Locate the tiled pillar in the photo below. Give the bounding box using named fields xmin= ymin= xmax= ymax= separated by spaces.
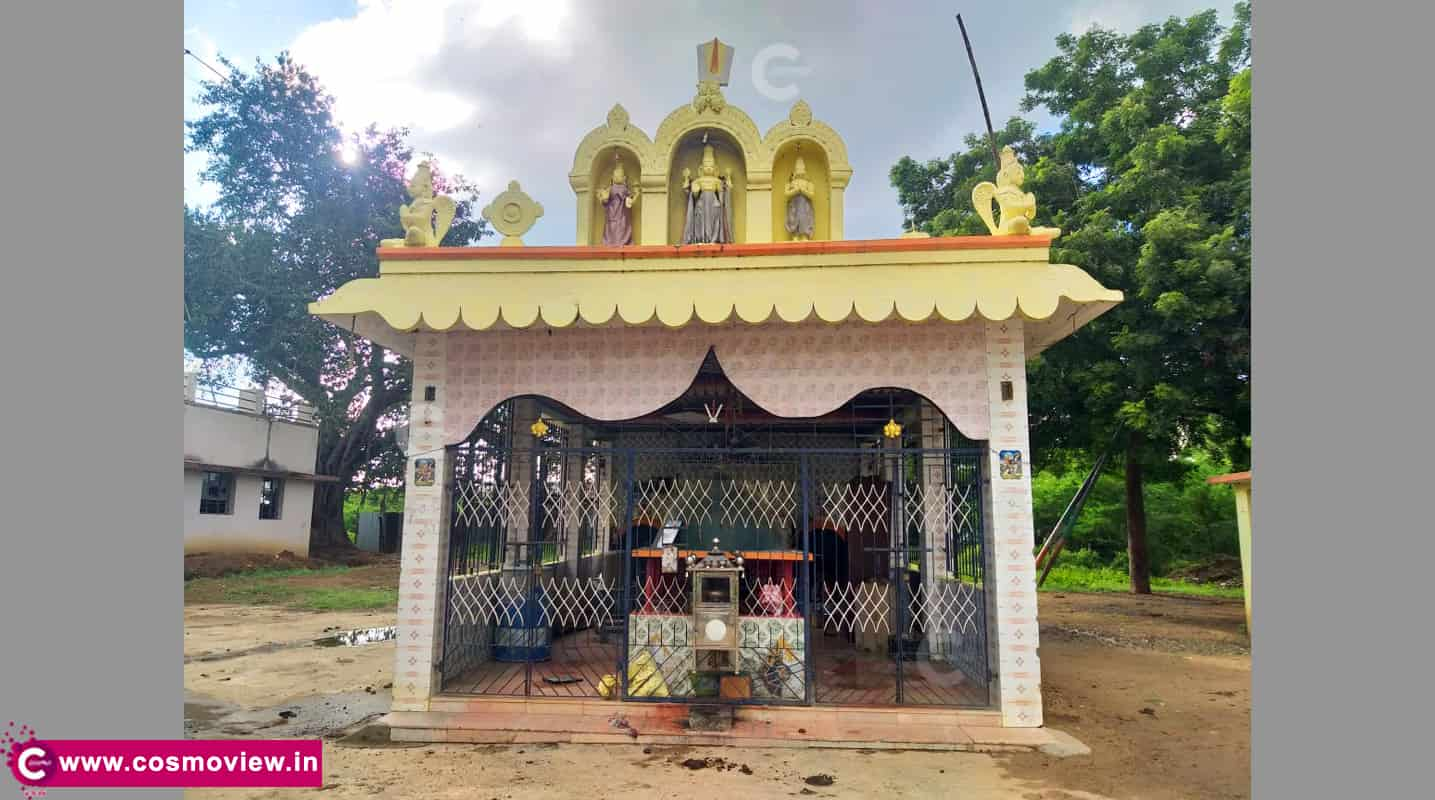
xmin=562 ymin=423 xmax=587 ymax=577
xmin=984 ymin=320 xmax=1043 ymax=727
xmin=505 ymin=399 xmax=538 ymax=569
xmin=917 ymin=400 xmax=951 ymax=660
xmin=917 ymin=400 xmax=951 ymax=580
xmin=392 ymin=333 xmax=450 ymax=712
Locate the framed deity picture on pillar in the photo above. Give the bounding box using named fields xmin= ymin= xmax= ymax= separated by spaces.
xmin=414 ymin=458 xmax=436 ymax=487
xmin=998 ymin=450 xmax=1024 ymax=480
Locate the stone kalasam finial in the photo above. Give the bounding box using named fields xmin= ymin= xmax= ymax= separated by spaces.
xmin=971 ymin=146 xmax=1060 ymax=239
xmin=381 ymin=161 xmax=457 ymax=247
xmin=482 ymin=181 xmax=545 ymax=247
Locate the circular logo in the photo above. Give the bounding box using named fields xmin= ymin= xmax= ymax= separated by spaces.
xmin=751 ymin=43 xmax=812 ymax=103
xmin=704 ymin=619 xmax=727 ymax=642
xmin=11 ymin=741 xmax=56 ymax=786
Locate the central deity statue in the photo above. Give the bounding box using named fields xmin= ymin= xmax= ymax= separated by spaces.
xmin=680 ymin=143 xmax=734 ymax=245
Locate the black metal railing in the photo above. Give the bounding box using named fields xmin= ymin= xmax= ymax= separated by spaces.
xmin=437 ymin=443 xmax=991 ymax=709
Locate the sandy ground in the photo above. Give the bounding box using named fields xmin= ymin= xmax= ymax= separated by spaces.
xmin=184 ymin=591 xmax=1249 ymax=800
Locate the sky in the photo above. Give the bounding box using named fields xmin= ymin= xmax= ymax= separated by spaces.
xmin=184 ymin=0 xmax=1230 ymax=246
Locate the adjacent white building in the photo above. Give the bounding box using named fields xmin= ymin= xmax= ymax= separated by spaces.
xmin=182 ymin=372 xmax=334 ymax=556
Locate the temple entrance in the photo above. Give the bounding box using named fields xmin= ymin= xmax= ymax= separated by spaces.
xmin=436 ymin=357 xmax=992 ymax=708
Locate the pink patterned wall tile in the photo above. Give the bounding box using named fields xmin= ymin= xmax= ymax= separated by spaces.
xmin=442 ymin=321 xmax=989 ymax=442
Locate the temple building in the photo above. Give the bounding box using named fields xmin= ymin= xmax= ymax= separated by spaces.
xmin=309 ymin=39 xmax=1123 ymax=748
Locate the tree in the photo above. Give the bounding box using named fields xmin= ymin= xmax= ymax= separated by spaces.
xmin=184 ymin=53 xmax=489 ymax=550
xmin=891 ymin=4 xmax=1251 ymax=593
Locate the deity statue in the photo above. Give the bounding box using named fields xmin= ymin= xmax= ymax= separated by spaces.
xmin=784 ymin=155 xmax=816 ymax=241
xmin=380 ymin=161 xmax=457 ymax=248
xmin=595 ymin=156 xmax=639 ymax=246
xmin=680 ymin=144 xmax=734 ymax=245
xmin=971 ymin=146 xmax=1060 ymax=239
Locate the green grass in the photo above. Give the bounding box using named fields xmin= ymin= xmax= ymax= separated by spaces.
xmin=1039 ymin=562 xmax=1245 ymax=599
xmin=301 ymin=588 xmax=399 ymax=611
xmin=184 ymin=566 xmax=398 ymax=611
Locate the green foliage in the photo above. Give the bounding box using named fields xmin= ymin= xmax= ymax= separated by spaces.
xmin=1039 ymin=557 xmax=1243 ymax=599
xmin=1032 ymin=450 xmax=1239 ymax=575
xmin=1017 ymin=4 xmax=1252 ymax=466
xmin=343 ymin=487 xmax=406 ymax=541
xmin=184 ymin=53 xmax=490 ymax=546
xmin=891 ymin=4 xmax=1252 ymax=590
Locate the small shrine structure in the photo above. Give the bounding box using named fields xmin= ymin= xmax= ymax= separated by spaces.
xmin=310 ymin=38 xmax=1122 ymax=748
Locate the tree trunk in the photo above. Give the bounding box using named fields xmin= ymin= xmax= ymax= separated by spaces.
xmin=309 ymin=481 xmax=352 ymax=553
xmin=1124 ymin=434 xmax=1152 ymax=594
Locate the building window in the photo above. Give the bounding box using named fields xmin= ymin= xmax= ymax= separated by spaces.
xmin=258 ymin=477 xmax=285 ymax=520
xmin=199 ymin=471 xmax=234 ymax=515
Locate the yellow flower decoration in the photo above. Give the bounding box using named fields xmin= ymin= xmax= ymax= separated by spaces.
xmin=530 ymin=418 xmax=550 ymax=438
xmin=883 ymin=418 xmax=902 ymax=439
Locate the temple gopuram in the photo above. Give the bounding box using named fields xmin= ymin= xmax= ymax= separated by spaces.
xmin=310 ymin=38 xmax=1122 ymax=749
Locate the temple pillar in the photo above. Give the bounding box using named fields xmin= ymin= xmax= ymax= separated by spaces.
xmin=640 ymin=175 xmax=667 ymax=245
xmin=574 ymin=186 xmax=592 ymax=244
xmin=917 ymin=400 xmax=951 ymax=660
xmin=506 ymin=398 xmax=540 ymax=569
xmin=561 ymin=423 xmax=587 ymax=578
xmin=392 ymin=332 xmax=451 ymax=712
xmin=829 ymin=178 xmax=848 ymax=241
xmin=746 ymin=172 xmax=773 ymax=243
xmin=983 ymin=319 xmax=1043 ymax=727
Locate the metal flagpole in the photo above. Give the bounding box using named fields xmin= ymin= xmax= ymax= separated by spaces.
xmin=955 ymin=14 xmax=1002 ymax=167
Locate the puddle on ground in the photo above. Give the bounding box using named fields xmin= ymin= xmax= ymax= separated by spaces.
xmin=313 ymin=626 xmax=397 ymax=647
xmin=185 ymin=689 xmax=391 ymax=740
xmin=186 ymin=626 xmax=399 ymax=664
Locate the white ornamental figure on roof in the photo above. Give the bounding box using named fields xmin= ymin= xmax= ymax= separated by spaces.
xmin=595 ymin=155 xmax=639 ymax=246
xmin=680 ymin=142 xmax=734 ymax=245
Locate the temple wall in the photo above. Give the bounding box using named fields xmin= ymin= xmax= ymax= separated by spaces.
xmin=390 ymin=321 xmax=1041 ymax=727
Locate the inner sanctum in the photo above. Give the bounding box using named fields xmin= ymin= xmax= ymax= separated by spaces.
xmin=437 ymin=352 xmax=991 ymax=708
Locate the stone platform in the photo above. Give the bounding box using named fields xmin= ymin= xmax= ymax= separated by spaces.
xmin=387 ymin=696 xmax=1062 ymax=752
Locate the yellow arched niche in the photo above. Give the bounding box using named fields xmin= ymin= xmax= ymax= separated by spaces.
xmin=667 ymin=128 xmax=748 ymax=245
xmin=569 ymin=103 xmax=655 ymax=245
xmin=763 ymin=100 xmax=852 ymax=241
xmin=587 ymin=145 xmax=644 ymax=246
xmin=771 ymin=140 xmax=831 ymax=242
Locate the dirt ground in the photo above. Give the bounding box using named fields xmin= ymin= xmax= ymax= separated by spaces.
xmin=183 ymin=589 xmax=1249 ymax=800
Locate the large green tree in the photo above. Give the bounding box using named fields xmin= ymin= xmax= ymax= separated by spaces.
xmin=892 ymin=4 xmax=1250 ymax=592
xmin=184 ymin=53 xmax=489 ymax=550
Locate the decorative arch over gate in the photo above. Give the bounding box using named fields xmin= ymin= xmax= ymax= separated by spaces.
xmin=442 ymin=320 xmax=990 ymax=445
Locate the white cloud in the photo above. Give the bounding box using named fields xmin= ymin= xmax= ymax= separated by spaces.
xmin=289 ymin=0 xmax=574 ymax=137
xmin=1067 ymin=1 xmax=1146 ymax=35
xmin=242 ymin=0 xmax=1218 ymax=244
xmin=183 ymin=26 xmax=223 ymax=84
